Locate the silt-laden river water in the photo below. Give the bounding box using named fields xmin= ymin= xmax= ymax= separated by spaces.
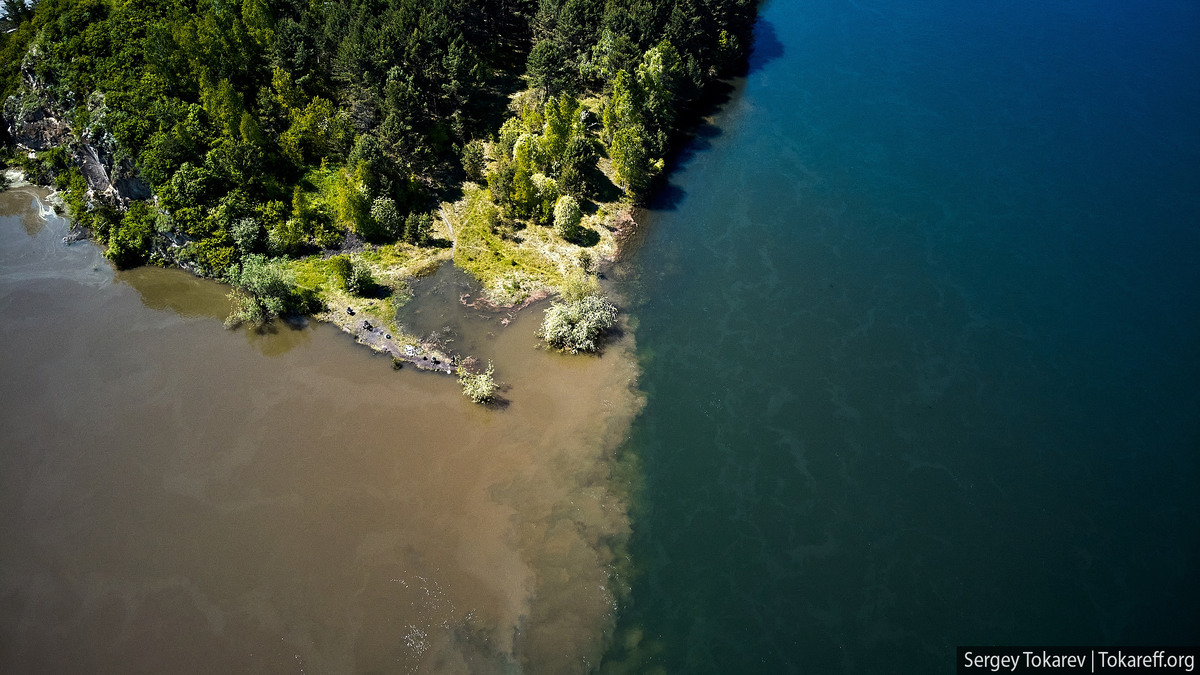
xmin=0 ymin=186 xmax=642 ymax=674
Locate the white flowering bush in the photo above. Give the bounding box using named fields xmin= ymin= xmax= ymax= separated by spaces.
xmin=539 ymin=274 xmax=618 ymax=353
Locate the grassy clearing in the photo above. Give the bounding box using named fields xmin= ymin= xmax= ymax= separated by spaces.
xmin=448 ymin=183 xmax=621 ymax=306
xmin=284 ymin=91 xmax=630 ymax=324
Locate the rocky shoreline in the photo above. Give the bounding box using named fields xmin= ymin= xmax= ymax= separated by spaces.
xmin=11 ymin=180 xmax=590 ymax=379
xmin=328 ymin=307 xmax=457 ymax=375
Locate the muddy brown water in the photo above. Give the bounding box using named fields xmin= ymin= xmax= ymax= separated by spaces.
xmin=0 ymin=188 xmax=643 ymax=674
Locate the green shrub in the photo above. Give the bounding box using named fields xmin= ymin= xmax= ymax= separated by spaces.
xmin=186 ymin=239 xmax=238 ymax=277
xmin=225 ymin=254 xmax=296 ymax=327
xmin=533 ymin=173 xmax=558 ymax=225
xmin=105 ymin=201 xmax=155 ymax=269
xmin=403 ymin=211 xmax=432 ymax=246
xmin=346 ymin=261 xmax=374 ymax=295
xmin=527 ymin=40 xmax=570 ymax=96
xmin=21 ymin=146 xmax=71 ymax=184
xmin=370 ymin=197 xmax=402 ymax=239
xmin=487 ymin=160 xmax=515 ymax=206
xmin=462 ymin=140 xmax=485 ymax=182
xmin=558 ymin=164 xmax=585 ymax=198
xmin=333 ymin=161 xmax=374 ymax=238
xmin=458 ymin=361 xmax=497 ymax=404
xmin=577 ymin=249 xmax=595 ymax=274
xmin=55 ymin=166 xmax=93 ymax=228
xmin=231 ymin=217 xmax=263 ymax=253
xmin=561 ymin=269 xmax=600 ymax=303
xmin=328 ymin=254 xmax=375 ymax=295
xmin=553 ymin=194 xmax=582 ymax=240
xmin=312 ymin=219 xmax=345 ymax=249
xmin=267 ymin=218 xmax=308 ymax=256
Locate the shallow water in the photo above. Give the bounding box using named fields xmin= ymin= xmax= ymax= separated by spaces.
xmin=603 ymin=0 xmax=1199 ymax=671
xmin=0 ymin=188 xmax=642 ymax=674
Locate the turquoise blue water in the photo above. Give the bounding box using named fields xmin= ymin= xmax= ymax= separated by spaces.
xmin=605 ymin=0 xmax=1199 ymax=671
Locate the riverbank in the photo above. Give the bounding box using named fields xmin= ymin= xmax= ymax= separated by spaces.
xmin=1 ymin=182 xmax=649 ymax=672
xmin=304 ymin=181 xmax=637 ymax=374
xmin=6 ymin=165 xmax=640 ymax=378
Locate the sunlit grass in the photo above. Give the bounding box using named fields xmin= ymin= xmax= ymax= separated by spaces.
xmin=448 ymin=184 xmax=619 ymax=305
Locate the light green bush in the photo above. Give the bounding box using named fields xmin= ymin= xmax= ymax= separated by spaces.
xmin=328 ymin=254 xmax=375 ymax=295
xmin=225 ymin=254 xmax=295 ymax=327
xmin=458 ymin=361 xmax=498 ymax=404
xmin=370 ymin=197 xmax=402 ymax=239
xmin=553 ymin=194 xmax=582 ymax=240
xmin=231 ymin=217 xmax=263 ymax=253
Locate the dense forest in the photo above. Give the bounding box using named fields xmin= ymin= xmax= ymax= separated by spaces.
xmin=0 ymin=0 xmax=756 ymax=283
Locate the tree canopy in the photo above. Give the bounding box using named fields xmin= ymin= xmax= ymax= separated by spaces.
xmin=1 ymin=0 xmax=758 ymax=277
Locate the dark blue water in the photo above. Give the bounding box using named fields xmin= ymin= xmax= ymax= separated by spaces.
xmin=604 ymin=0 xmax=1200 ymax=672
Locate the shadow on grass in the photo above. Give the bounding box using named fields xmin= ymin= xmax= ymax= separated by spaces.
xmin=584 ymin=165 xmax=622 ymax=203
xmin=571 ymin=227 xmax=601 ymax=248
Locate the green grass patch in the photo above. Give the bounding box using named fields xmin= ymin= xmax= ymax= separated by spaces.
xmin=287 ymin=254 xmax=338 ymax=292
xmin=451 ymin=185 xmax=564 ymax=304
xmin=445 ymin=182 xmax=623 ymax=305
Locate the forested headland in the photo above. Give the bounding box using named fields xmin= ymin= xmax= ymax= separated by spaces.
xmin=0 ymin=0 xmax=757 ymax=357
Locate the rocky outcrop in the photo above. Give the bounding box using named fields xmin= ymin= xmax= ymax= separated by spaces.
xmin=70 ymin=141 xmax=152 ymax=207
xmin=3 ymin=78 xmax=151 ymax=208
xmin=4 ymin=94 xmax=71 ymax=151
xmin=152 ymin=229 xmax=203 ymax=275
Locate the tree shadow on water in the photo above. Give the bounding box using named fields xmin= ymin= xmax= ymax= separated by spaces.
xmin=648 ymin=80 xmax=738 ymax=211
xmin=484 ymin=393 xmax=512 ymax=410
xmin=670 ymin=121 xmax=722 ymax=168
xmin=646 ymin=182 xmax=686 ymax=211
xmin=746 ymin=19 xmax=785 ymax=74
xmin=244 ymin=316 xmax=312 ymax=357
xmin=637 ymin=19 xmax=783 ymax=212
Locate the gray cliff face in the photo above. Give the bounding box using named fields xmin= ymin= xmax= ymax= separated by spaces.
xmin=4 ymin=70 xmax=151 ymax=208
xmin=70 ymin=142 xmax=153 ymax=206
xmin=4 ymin=97 xmax=71 ymax=151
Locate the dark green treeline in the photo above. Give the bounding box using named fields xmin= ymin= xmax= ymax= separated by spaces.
xmin=0 ymin=0 xmax=755 ymax=275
